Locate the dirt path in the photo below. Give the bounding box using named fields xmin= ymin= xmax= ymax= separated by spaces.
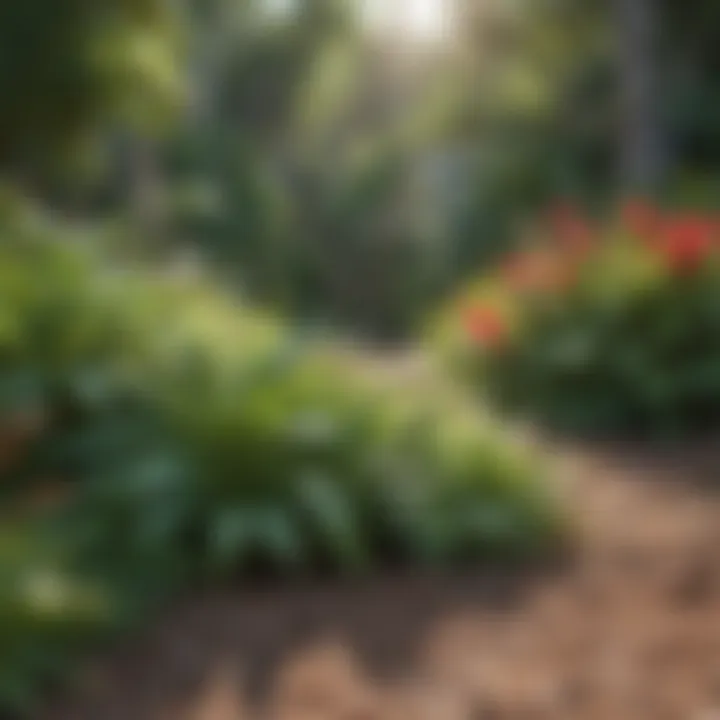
xmin=37 ymin=436 xmax=720 ymax=720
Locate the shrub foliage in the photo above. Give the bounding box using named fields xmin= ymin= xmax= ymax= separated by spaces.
xmin=435 ymin=201 xmax=720 ymax=437
xmin=0 ymin=211 xmax=559 ymax=715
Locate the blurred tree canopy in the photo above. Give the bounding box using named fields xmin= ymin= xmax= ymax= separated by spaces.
xmin=0 ymin=0 xmax=182 ymax=177
xmin=164 ymin=0 xmax=455 ymax=339
xmin=660 ymin=0 xmax=720 ymax=181
xmin=2 ymin=0 xmax=720 ymax=337
xmin=166 ymin=0 xmax=720 ymax=335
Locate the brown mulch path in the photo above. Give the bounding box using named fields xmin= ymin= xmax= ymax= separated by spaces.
xmin=37 ymin=438 xmax=720 ymax=720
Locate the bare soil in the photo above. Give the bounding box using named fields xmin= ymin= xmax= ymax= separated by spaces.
xmin=37 ymin=438 xmax=720 ymax=720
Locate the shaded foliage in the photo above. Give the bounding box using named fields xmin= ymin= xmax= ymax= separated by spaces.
xmin=0 ymin=0 xmax=181 ymax=178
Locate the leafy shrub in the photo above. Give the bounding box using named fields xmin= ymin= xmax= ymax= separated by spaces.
xmin=62 ymin=286 xmax=558 ymax=579
xmin=0 ymin=523 xmax=121 ymax=715
xmin=0 ymin=212 xmax=561 ymax=715
xmin=433 ymin=201 xmax=720 ymax=437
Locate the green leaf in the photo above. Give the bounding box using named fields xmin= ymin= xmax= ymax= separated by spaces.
xmin=296 ymin=471 xmax=367 ymax=570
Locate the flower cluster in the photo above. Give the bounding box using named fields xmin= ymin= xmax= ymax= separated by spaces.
xmin=623 ymin=201 xmax=720 ymax=274
xmin=462 ymin=201 xmax=720 ymax=350
xmin=463 ymin=305 xmax=508 ymax=348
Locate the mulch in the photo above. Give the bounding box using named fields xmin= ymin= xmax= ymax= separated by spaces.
xmin=37 ymin=439 xmax=720 ymax=720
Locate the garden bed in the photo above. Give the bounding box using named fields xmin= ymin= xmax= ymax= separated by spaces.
xmin=35 ymin=437 xmax=720 ymax=720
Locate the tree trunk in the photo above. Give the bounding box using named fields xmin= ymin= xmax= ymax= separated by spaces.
xmin=614 ymin=0 xmax=665 ymax=194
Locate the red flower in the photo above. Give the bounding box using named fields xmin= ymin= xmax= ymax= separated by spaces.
xmin=622 ymin=200 xmax=661 ymax=244
xmin=463 ymin=305 xmax=508 ymax=349
xmin=502 ymin=252 xmax=545 ymax=289
xmin=550 ymin=204 xmax=594 ymax=255
xmin=502 ymin=249 xmax=576 ymax=293
xmin=657 ymin=216 xmax=715 ymax=274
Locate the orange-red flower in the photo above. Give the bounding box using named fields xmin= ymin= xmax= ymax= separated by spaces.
xmin=502 ymin=251 xmax=546 ymax=289
xmin=656 ymin=216 xmax=715 ymax=275
xmin=502 ymin=249 xmax=577 ymax=293
xmin=550 ymin=203 xmax=594 ymax=255
xmin=463 ymin=305 xmax=508 ymax=349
